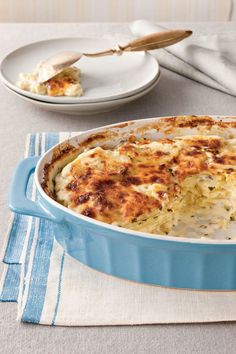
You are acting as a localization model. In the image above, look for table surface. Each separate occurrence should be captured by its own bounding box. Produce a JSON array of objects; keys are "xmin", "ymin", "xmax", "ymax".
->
[{"xmin": 1, "ymin": 22, "xmax": 236, "ymax": 354}]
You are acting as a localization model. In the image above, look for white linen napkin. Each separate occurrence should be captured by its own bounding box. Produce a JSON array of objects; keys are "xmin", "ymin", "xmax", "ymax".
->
[{"xmin": 130, "ymin": 20, "xmax": 236, "ymax": 96}]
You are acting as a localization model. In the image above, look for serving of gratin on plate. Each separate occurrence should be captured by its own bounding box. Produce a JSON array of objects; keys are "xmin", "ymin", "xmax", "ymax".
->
[{"xmin": 16, "ymin": 66, "xmax": 83, "ymax": 97}]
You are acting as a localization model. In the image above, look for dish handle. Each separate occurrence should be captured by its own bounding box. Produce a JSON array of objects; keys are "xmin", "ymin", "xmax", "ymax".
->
[{"xmin": 9, "ymin": 156, "xmax": 56, "ymax": 221}]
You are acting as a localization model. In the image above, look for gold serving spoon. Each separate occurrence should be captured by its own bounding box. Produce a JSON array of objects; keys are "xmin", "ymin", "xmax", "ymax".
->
[{"xmin": 37, "ymin": 29, "xmax": 192, "ymax": 83}]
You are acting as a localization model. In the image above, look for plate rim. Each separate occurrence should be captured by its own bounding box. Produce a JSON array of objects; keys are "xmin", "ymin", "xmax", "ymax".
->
[
  {"xmin": 0, "ymin": 36, "xmax": 159, "ymax": 104},
  {"xmin": 2, "ymin": 71, "xmax": 161, "ymax": 108}
]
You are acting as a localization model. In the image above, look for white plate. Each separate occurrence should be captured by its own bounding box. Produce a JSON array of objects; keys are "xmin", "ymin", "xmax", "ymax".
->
[
  {"xmin": 0, "ymin": 37, "xmax": 159, "ymax": 104},
  {"xmin": 3, "ymin": 72, "xmax": 160, "ymax": 115}
]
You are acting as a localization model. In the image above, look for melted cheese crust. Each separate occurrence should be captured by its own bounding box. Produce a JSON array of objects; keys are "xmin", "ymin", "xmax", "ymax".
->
[
  {"xmin": 54, "ymin": 135, "xmax": 236, "ymax": 238},
  {"xmin": 16, "ymin": 66, "xmax": 83, "ymax": 97}
]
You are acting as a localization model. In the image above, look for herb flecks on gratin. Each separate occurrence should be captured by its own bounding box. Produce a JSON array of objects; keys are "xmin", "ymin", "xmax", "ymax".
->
[{"xmin": 54, "ymin": 134, "xmax": 236, "ymax": 238}]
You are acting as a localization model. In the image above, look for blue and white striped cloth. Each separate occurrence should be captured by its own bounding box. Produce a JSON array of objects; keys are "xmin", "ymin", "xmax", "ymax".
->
[
  {"xmin": 0, "ymin": 132, "xmax": 62, "ymax": 323},
  {"xmin": 1, "ymin": 132, "xmax": 236, "ymax": 326}
]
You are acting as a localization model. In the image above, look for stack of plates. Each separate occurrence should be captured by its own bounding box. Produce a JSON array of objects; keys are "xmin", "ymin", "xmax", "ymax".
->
[{"xmin": 0, "ymin": 38, "xmax": 160, "ymax": 115}]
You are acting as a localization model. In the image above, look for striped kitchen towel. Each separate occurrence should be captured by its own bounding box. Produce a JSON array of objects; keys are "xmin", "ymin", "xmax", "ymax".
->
[{"xmin": 2, "ymin": 132, "xmax": 236, "ymax": 326}]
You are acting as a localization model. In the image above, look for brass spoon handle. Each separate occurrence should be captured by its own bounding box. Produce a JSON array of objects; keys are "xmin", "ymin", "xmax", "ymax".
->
[
  {"xmin": 84, "ymin": 29, "xmax": 192, "ymax": 58},
  {"xmin": 37, "ymin": 29, "xmax": 192, "ymax": 83}
]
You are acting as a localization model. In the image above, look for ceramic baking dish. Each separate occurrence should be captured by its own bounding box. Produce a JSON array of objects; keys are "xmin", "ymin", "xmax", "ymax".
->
[{"xmin": 9, "ymin": 116, "xmax": 236, "ymax": 290}]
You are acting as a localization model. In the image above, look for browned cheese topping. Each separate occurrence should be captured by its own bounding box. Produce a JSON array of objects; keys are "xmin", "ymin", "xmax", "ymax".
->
[{"xmin": 54, "ymin": 131, "xmax": 236, "ymax": 238}]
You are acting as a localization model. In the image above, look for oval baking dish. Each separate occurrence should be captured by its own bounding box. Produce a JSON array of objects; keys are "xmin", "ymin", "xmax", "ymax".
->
[{"xmin": 9, "ymin": 115, "xmax": 236, "ymax": 290}]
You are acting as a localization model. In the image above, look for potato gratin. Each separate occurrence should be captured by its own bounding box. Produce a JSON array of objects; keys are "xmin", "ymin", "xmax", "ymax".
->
[
  {"xmin": 52, "ymin": 132, "xmax": 236, "ymax": 238},
  {"xmin": 16, "ymin": 66, "xmax": 83, "ymax": 97}
]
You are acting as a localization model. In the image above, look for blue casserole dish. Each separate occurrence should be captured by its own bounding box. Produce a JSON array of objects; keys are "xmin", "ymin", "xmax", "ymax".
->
[{"xmin": 9, "ymin": 116, "xmax": 236, "ymax": 290}]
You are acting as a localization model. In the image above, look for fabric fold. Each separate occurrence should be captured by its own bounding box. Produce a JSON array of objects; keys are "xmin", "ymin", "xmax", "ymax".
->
[{"xmin": 130, "ymin": 20, "xmax": 236, "ymax": 95}]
